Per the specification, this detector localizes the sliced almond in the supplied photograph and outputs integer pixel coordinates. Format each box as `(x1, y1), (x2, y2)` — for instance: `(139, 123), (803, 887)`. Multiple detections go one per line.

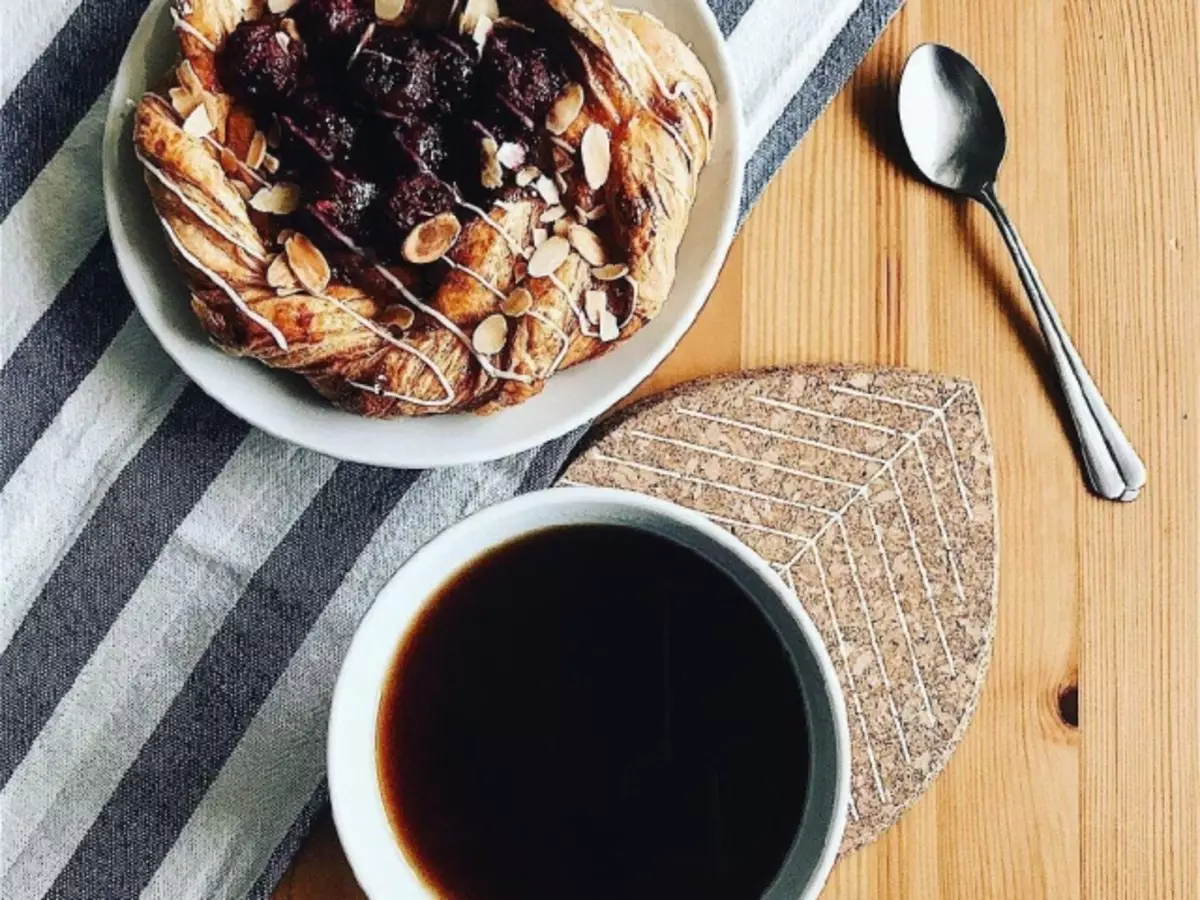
(177, 59), (204, 96)
(501, 287), (533, 317)
(532, 227), (549, 248)
(276, 228), (297, 246)
(275, 31), (291, 51)
(379, 305), (415, 331)
(539, 205), (566, 224)
(169, 87), (202, 118)
(496, 141), (526, 170)
(232, 181), (254, 200)
(585, 289), (607, 324)
(249, 182), (301, 214)
(182, 103), (213, 137)
(269, 0), (300, 11)
(472, 313), (508, 355)
(458, 0), (499, 33)
(515, 166), (540, 187)
(284, 233), (331, 295)
(281, 17), (302, 41)
(581, 124), (611, 190)
(374, 0), (406, 21)
(592, 263), (629, 282)
(533, 174), (560, 206)
(471, 14), (493, 54)
(586, 204), (607, 222)
(202, 93), (227, 139)
(480, 137), (503, 189)
(266, 253), (301, 293)
(246, 130), (267, 169)
(403, 212), (462, 264)
(573, 205), (589, 225)
(598, 305), (620, 342)
(568, 224), (607, 266)
(552, 217), (572, 237)
(262, 153), (281, 174)
(553, 171), (569, 195)
(549, 135), (575, 155)
(546, 82), (584, 135)
(527, 235), (570, 278)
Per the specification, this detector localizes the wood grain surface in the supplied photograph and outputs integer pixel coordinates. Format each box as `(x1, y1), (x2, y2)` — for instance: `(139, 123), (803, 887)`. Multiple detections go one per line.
(274, 0), (1199, 896)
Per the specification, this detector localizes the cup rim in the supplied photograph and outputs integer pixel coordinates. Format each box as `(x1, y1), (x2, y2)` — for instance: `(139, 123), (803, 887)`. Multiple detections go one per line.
(328, 486), (851, 899)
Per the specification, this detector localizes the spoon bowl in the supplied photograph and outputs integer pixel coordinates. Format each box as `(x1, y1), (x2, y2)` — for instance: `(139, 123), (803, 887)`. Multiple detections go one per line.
(898, 43), (1007, 196)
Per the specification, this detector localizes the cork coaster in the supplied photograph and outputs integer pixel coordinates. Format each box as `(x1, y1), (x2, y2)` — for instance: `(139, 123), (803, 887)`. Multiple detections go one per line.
(559, 365), (998, 854)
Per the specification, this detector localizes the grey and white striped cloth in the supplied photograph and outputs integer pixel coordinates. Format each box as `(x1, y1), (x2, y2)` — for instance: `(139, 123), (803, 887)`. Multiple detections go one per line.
(0, 0), (901, 897)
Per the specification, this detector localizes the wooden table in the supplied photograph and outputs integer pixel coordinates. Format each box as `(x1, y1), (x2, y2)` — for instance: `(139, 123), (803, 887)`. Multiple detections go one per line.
(276, 0), (1199, 896)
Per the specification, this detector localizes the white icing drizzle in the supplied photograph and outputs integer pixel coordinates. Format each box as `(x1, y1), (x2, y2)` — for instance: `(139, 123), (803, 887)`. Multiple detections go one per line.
(568, 293), (600, 338)
(348, 380), (454, 409)
(373, 265), (533, 384)
(442, 256), (507, 301)
(156, 215), (289, 350)
(646, 158), (688, 199)
(454, 195), (530, 258)
(136, 149), (268, 263)
(527, 309), (571, 377)
(170, 9), (217, 52)
(143, 92), (273, 190)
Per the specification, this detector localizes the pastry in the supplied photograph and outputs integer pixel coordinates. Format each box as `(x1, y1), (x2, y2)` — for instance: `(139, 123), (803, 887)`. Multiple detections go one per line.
(134, 0), (717, 416)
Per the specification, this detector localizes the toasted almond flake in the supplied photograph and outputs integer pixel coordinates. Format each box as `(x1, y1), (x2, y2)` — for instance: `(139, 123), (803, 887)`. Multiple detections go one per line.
(568, 224), (607, 266)
(269, 0), (299, 12)
(276, 228), (297, 245)
(527, 235), (569, 278)
(573, 205), (590, 224)
(553, 146), (575, 173)
(586, 204), (607, 221)
(553, 173), (569, 196)
(266, 253), (301, 292)
(515, 166), (540, 187)
(219, 146), (240, 174)
(532, 227), (549, 247)
(169, 87), (202, 117)
(585, 289), (607, 324)
(534, 175), (560, 206)
(472, 313), (508, 355)
(246, 130), (267, 169)
(546, 82), (584, 135)
(374, 0), (405, 20)
(496, 141), (526, 170)
(539, 205), (566, 223)
(202, 93), (226, 138)
(380, 305), (415, 331)
(178, 59), (203, 95)
(472, 14), (493, 54)
(250, 182), (301, 214)
(501, 287), (533, 317)
(262, 153), (280, 174)
(581, 124), (611, 190)
(552, 217), (572, 237)
(182, 103), (213, 137)
(599, 306), (620, 341)
(459, 0), (499, 33)
(282, 17), (301, 41)
(232, 180), (254, 200)
(402, 212), (462, 264)
(285, 233), (331, 294)
(592, 263), (628, 281)
(480, 137), (503, 189)
(275, 31), (290, 50)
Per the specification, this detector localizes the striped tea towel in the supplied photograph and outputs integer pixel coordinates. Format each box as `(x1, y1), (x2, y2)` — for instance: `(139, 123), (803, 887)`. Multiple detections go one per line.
(0, 0), (902, 897)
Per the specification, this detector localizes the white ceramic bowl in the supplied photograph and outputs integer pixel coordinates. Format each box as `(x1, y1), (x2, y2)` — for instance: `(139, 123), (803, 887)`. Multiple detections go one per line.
(328, 487), (851, 900)
(102, 0), (744, 468)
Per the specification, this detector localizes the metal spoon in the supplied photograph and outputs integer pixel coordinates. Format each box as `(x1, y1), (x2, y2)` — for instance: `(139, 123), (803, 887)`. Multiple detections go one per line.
(897, 43), (1145, 502)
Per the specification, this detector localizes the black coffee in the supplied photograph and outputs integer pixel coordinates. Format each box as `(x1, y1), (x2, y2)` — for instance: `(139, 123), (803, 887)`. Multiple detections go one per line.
(377, 525), (810, 900)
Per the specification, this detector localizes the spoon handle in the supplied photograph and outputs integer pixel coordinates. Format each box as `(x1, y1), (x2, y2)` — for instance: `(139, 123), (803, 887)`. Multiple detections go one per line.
(976, 184), (1146, 502)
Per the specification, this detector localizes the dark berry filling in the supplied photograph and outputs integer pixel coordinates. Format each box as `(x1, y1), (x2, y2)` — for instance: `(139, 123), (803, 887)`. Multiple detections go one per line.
(217, 4), (570, 264)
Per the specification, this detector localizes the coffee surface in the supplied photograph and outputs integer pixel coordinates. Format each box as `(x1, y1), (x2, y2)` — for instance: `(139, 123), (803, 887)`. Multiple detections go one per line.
(378, 525), (810, 900)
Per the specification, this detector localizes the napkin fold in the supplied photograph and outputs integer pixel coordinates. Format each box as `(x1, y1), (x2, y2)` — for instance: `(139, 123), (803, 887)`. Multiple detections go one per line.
(0, 0), (902, 897)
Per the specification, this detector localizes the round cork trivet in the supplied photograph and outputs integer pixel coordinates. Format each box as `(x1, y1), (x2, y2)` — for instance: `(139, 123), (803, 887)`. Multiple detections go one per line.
(559, 365), (998, 854)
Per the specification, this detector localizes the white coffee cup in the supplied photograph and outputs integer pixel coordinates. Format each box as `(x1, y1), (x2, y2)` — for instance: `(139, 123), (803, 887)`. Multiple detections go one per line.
(328, 487), (851, 899)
